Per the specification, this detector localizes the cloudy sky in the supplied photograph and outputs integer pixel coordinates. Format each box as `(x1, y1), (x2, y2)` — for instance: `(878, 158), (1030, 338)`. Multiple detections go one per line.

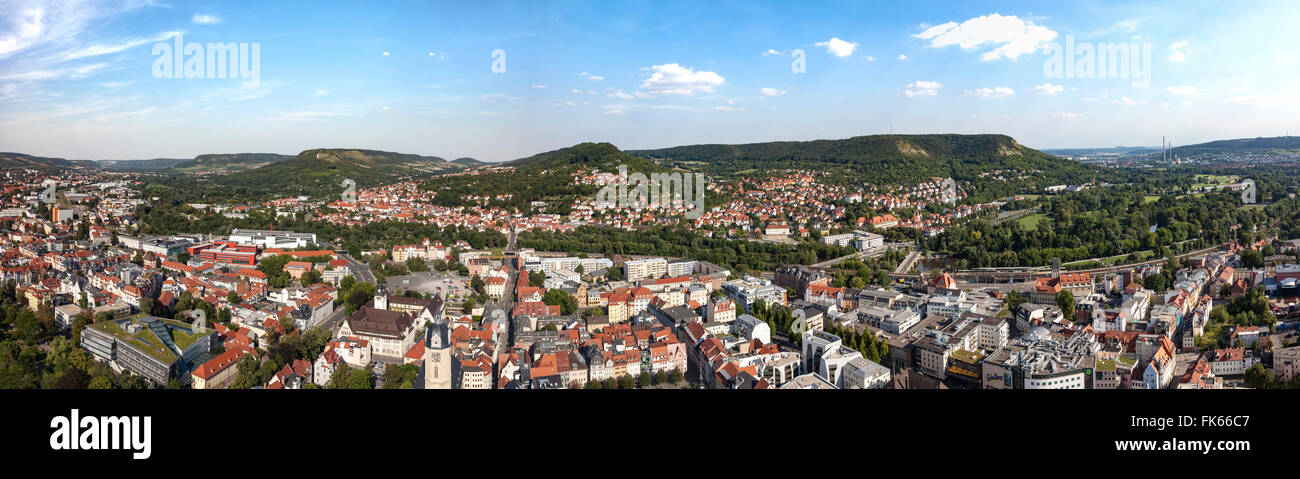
(1, 0), (1297, 161)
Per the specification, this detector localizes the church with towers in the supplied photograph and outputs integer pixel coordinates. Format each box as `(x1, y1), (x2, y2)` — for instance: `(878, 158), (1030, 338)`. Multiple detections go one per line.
(337, 284), (445, 359)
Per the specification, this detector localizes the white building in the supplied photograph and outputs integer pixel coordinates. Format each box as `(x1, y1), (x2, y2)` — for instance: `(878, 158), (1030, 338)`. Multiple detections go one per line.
(732, 314), (772, 345)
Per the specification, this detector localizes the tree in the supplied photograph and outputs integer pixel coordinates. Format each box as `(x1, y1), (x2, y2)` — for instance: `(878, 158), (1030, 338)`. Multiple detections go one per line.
(227, 291), (241, 304)
(300, 269), (322, 286)
(1244, 363), (1273, 389)
(405, 257), (429, 272)
(669, 367), (684, 384)
(52, 367), (91, 389)
(1143, 272), (1168, 292)
(88, 376), (115, 389)
(542, 289), (578, 315)
(382, 363), (420, 389)
(1239, 249), (1264, 269)
(1004, 291), (1028, 313)
(1056, 290), (1076, 320)
(527, 270), (546, 287)
(606, 265), (625, 282)
(638, 372), (652, 388)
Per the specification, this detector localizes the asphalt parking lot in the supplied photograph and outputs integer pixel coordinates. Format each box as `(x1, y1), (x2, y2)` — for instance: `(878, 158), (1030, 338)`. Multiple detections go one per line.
(385, 270), (472, 301)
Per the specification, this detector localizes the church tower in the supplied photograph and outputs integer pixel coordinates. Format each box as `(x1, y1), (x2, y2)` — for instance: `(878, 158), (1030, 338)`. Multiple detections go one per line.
(374, 284), (388, 311)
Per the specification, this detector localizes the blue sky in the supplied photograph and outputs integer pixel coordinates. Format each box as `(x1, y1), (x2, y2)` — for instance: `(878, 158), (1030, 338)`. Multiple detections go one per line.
(1, 0), (1297, 161)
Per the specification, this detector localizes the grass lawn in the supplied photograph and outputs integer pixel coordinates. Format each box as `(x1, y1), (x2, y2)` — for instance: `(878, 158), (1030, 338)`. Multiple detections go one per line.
(1016, 213), (1050, 229)
(1143, 195), (1162, 204)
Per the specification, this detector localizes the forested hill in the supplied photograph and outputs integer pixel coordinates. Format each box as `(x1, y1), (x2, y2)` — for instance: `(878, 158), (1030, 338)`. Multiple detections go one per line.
(1171, 136), (1300, 156)
(506, 142), (664, 173)
(97, 157), (191, 170)
(0, 152), (96, 170)
(421, 142), (669, 214)
(628, 134), (1100, 200)
(211, 148), (464, 194)
(169, 153), (293, 173)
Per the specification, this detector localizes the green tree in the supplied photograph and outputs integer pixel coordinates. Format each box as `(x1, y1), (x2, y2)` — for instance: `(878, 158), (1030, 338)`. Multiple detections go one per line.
(1056, 290), (1076, 320)
(1244, 363), (1273, 389)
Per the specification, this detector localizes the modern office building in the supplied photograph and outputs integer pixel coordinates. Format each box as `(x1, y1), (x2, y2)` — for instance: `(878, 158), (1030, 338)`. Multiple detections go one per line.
(229, 228), (317, 249)
(81, 314), (217, 385)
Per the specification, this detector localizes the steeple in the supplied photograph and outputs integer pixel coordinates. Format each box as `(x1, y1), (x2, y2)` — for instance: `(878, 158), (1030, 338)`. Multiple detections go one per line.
(375, 283), (388, 310)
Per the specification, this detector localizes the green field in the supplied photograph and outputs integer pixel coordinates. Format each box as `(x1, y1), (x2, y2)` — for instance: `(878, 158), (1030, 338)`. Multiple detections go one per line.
(1192, 174), (1239, 190)
(1016, 213), (1050, 229)
(1143, 195), (1162, 204)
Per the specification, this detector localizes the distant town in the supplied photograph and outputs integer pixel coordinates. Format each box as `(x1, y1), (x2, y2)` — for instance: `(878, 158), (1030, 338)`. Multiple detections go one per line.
(2, 157), (1297, 391)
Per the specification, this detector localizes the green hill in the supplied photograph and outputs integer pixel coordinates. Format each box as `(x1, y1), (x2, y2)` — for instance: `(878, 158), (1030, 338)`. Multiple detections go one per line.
(212, 148), (464, 197)
(97, 157), (191, 170)
(1171, 136), (1300, 156)
(451, 157), (487, 167)
(421, 142), (668, 214)
(0, 152), (95, 170)
(627, 134), (1100, 202)
(170, 153), (293, 173)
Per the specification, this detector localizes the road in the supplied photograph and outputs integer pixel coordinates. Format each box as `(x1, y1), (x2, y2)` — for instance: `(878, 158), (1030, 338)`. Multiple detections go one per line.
(894, 249), (922, 275)
(317, 304), (348, 334)
(341, 253), (376, 284)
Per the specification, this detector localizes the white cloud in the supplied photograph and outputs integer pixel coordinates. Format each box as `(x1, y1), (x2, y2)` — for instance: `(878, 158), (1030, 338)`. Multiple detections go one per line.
(865, 55), (876, 61)
(192, 14), (222, 25)
(1168, 41), (1189, 62)
(896, 54), (907, 60)
(912, 14), (1058, 61)
(1, 1), (158, 58)
(58, 30), (181, 61)
(713, 105), (744, 112)
(381, 51), (390, 56)
(0, 62), (110, 81)
(638, 63), (724, 96)
(314, 89), (327, 96)
(1032, 83), (1064, 95)
(571, 88), (583, 94)
(762, 48), (782, 56)
(427, 51), (446, 59)
(815, 37), (858, 57)
(578, 71), (604, 81)
(902, 81), (942, 98)
(531, 84), (547, 89)
(603, 109), (626, 115)
(968, 86), (1014, 99)
(1110, 96), (1137, 106)
(1165, 86), (1201, 96)
(758, 87), (787, 97)
(1051, 112), (1083, 119)
(607, 89), (635, 100)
